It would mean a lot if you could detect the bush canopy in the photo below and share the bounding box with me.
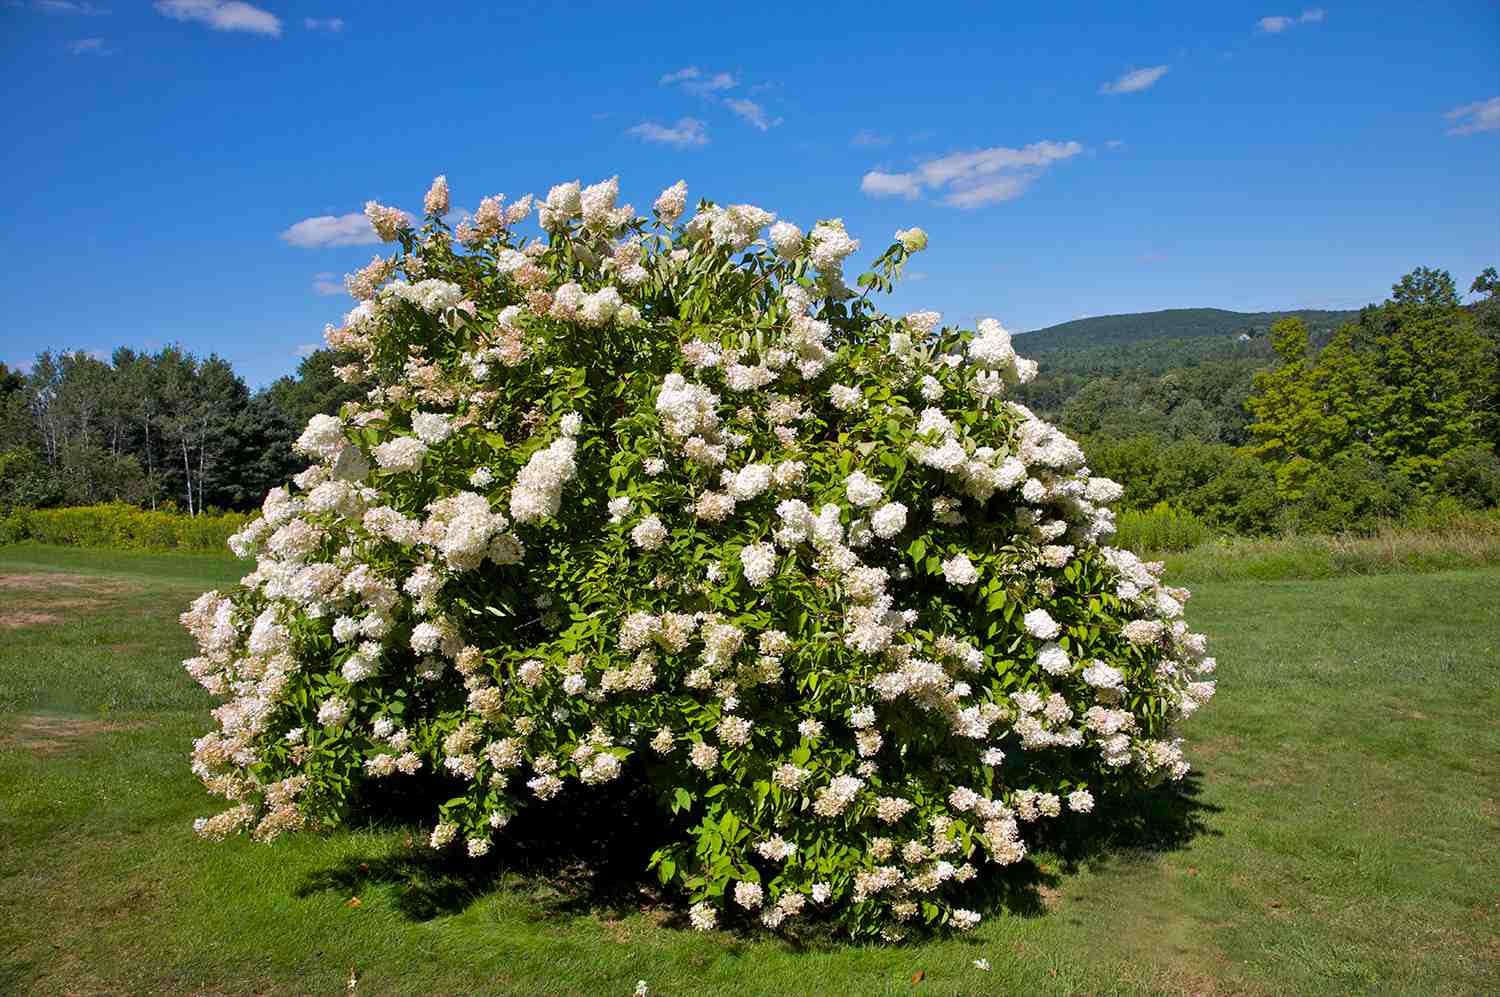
[182,176,1216,940]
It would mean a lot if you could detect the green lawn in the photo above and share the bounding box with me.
[1,544,1496,996]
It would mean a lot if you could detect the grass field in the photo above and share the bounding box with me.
[1,543,1496,995]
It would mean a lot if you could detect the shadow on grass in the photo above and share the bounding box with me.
[295,769,683,922]
[1035,771,1222,875]
[294,765,1220,937]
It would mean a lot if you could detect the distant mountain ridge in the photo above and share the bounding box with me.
[1016,307,1359,353]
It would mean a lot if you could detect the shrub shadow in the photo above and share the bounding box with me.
[295,767,683,922]
[1033,771,1222,876]
[294,765,1220,935]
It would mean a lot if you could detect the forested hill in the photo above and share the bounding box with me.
[1017,307,1359,353]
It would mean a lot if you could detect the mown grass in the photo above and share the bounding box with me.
[1,545,1496,995]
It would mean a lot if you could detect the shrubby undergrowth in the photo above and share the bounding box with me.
[1,503,250,551]
[181,176,1215,940]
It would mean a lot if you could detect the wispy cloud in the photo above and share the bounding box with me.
[659,66,737,96]
[281,212,382,248]
[303,16,344,32]
[861,140,1084,208]
[860,172,923,199]
[311,272,343,295]
[294,343,321,358]
[1099,65,1170,95]
[1444,96,1500,136]
[656,66,777,131]
[725,98,780,131]
[1258,8,1325,33]
[852,129,892,148]
[1104,138,1126,149]
[66,36,116,54]
[628,117,709,148]
[944,176,1033,208]
[154,0,281,37]
[685,72,736,96]
[27,1,111,14]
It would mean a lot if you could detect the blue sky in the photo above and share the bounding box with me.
[2,0,1496,387]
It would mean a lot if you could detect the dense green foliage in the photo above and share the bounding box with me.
[1012,336,1269,444]
[1247,275,1498,502]
[0,347,359,514]
[1014,307,1356,353]
[1004,268,1500,541]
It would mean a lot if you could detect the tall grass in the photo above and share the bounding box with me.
[1150,509,1500,582]
[1112,502,1214,552]
[0,503,247,552]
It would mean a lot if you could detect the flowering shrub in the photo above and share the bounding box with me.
[181,175,1216,940]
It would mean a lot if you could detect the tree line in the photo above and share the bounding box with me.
[1,265,1495,532]
[1060,267,1500,533]
[0,347,359,514]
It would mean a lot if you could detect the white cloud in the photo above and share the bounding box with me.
[682,72,736,96]
[852,129,892,148]
[280,212,380,248]
[312,272,343,295]
[66,36,115,54]
[1445,96,1500,136]
[1105,138,1125,149]
[30,1,110,14]
[660,66,736,95]
[303,16,344,32]
[861,140,1083,209]
[652,67,778,132]
[860,171,922,199]
[914,141,1083,184]
[654,66,779,131]
[295,343,320,358]
[1258,8,1326,33]
[1099,65,1170,95]
[725,98,780,131]
[628,117,709,148]
[943,176,1033,208]
[154,0,281,37]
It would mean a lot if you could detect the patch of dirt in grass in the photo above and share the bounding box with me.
[6,714,129,754]
[0,572,141,629]
[0,572,135,593]
[2,610,64,629]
